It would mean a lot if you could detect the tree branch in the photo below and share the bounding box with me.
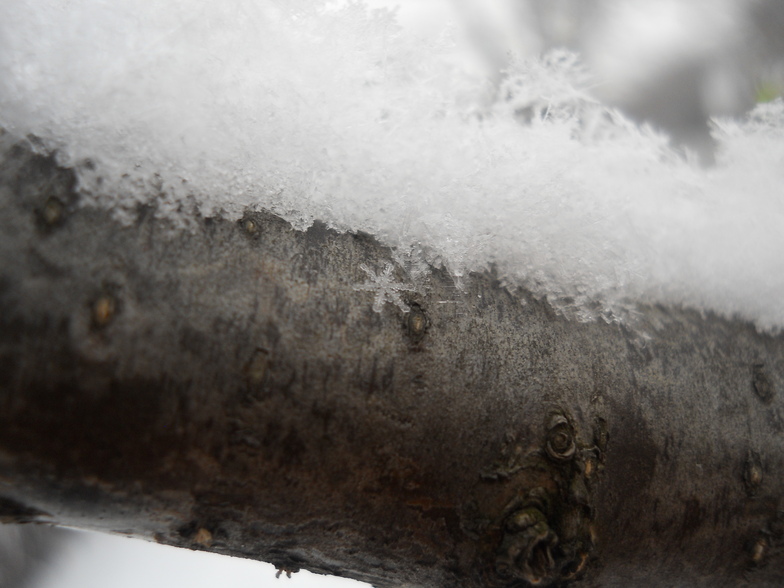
[0,131,782,586]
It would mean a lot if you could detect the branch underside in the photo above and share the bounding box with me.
[0,132,782,587]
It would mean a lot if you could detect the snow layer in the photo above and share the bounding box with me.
[1,0,783,329]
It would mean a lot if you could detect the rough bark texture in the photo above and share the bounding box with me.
[0,130,782,587]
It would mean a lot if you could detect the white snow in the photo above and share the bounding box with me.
[1,0,783,329]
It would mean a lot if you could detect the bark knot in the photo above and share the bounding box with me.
[489,410,605,587]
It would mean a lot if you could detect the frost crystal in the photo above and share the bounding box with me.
[354,263,415,313]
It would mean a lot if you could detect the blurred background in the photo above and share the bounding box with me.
[366,0,784,163]
[1,0,782,586]
[0,526,368,588]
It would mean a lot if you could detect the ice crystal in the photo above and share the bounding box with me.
[354,263,415,313]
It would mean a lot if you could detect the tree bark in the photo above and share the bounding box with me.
[0,130,782,587]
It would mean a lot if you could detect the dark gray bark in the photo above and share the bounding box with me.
[0,129,782,587]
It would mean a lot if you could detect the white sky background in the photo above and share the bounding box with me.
[33,529,368,588]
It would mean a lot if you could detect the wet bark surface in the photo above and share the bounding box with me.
[0,131,782,586]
